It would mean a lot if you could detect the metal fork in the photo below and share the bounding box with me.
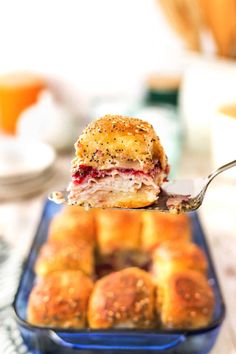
[49,160,236,213]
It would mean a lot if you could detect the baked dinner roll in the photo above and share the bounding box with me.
[157,270,215,329]
[88,267,155,329]
[152,241,207,283]
[96,209,141,255]
[34,239,94,276]
[27,270,93,328]
[68,115,169,208]
[62,205,96,217]
[141,212,191,252]
[48,208,95,244]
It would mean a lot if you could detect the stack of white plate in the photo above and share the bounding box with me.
[0,138,56,200]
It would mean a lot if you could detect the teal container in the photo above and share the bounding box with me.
[132,75,183,178]
[144,75,180,107]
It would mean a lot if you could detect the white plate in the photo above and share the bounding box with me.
[0,138,56,179]
[0,167,56,200]
[0,165,53,185]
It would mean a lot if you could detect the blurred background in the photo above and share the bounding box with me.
[0,0,236,352]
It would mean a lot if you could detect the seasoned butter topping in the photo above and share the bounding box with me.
[74,115,167,172]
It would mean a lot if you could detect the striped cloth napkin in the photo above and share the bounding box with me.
[0,237,30,353]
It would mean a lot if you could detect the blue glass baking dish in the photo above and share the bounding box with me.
[13,200,225,354]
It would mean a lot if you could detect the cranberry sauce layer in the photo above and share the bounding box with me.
[72,163,166,185]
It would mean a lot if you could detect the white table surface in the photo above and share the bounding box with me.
[0,151,235,353]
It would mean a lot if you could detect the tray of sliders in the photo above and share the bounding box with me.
[13,200,225,354]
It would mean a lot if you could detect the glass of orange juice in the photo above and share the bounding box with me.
[0,72,45,134]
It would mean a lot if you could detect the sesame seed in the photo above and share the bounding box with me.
[136,279,144,288]
[115,312,121,319]
[107,292,114,298]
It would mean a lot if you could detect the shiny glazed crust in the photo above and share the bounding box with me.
[34,239,94,276]
[151,241,208,283]
[27,270,93,328]
[141,212,192,252]
[48,209,95,244]
[74,115,167,172]
[157,270,215,329]
[62,205,97,216]
[96,209,142,255]
[88,267,155,329]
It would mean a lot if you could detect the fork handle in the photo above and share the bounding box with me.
[208,160,236,182]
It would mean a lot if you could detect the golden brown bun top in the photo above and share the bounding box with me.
[88,267,155,328]
[97,209,142,226]
[142,212,191,238]
[141,212,191,251]
[29,270,93,305]
[62,205,95,215]
[166,270,215,311]
[145,212,190,225]
[152,241,207,269]
[74,115,167,172]
[48,209,95,244]
[28,270,93,328]
[91,267,154,306]
[35,238,93,262]
[34,238,94,276]
[158,269,215,329]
